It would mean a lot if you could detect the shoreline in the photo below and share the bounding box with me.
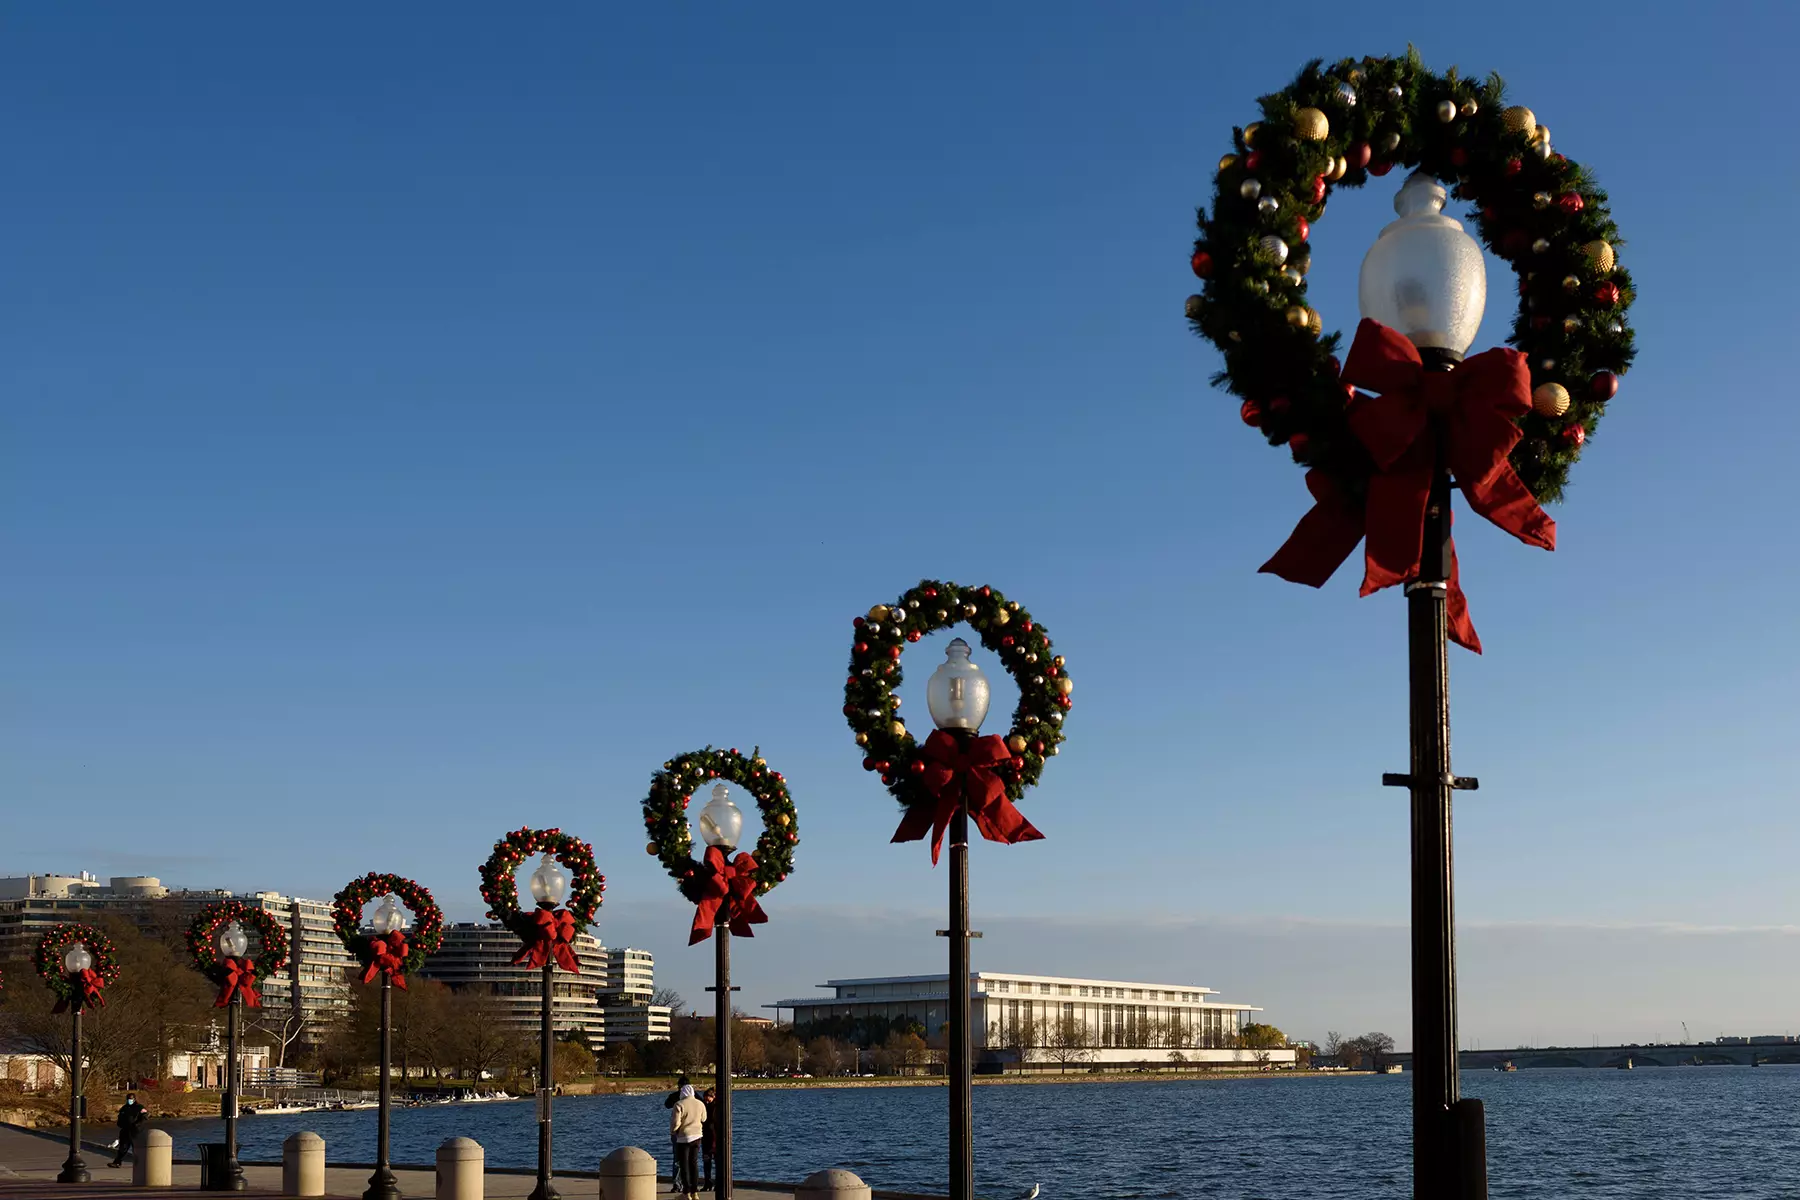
[605,1067,1372,1095]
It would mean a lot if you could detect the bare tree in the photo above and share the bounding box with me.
[1043,1016,1097,1073]
[445,991,527,1083]
[650,988,685,1014]
[1358,1031,1396,1072]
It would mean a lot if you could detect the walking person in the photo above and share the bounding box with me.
[663,1074,691,1192]
[699,1086,718,1191]
[108,1091,148,1167]
[669,1084,706,1200]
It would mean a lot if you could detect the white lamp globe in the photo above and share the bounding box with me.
[926,638,991,732]
[697,783,744,852]
[63,942,93,974]
[370,895,408,935]
[217,921,250,959]
[1358,171,1488,357]
[528,853,569,907]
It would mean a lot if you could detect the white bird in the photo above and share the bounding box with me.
[1018,1187,1039,1200]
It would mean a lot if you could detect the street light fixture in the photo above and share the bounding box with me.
[215,922,250,1191]
[365,897,408,1200]
[56,942,94,1185]
[1359,168,1491,1193]
[697,783,743,1200]
[527,854,569,1200]
[928,637,990,1200]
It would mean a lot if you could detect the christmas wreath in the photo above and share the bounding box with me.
[478,829,604,972]
[1186,50,1635,508]
[34,923,119,1012]
[185,900,290,1008]
[641,746,796,944]
[331,874,444,987]
[845,580,1069,862]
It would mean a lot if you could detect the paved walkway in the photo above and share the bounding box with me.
[0,1125,826,1200]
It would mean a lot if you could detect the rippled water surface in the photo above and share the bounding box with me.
[167,1066,1800,1198]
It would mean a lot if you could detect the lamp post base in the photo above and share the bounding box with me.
[526,1183,561,1200]
[363,1166,401,1200]
[56,1156,90,1184]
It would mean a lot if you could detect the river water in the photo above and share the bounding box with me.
[167,1066,1800,1198]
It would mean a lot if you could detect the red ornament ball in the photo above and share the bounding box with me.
[1558,192,1586,214]
[1293,216,1310,242]
[1504,157,1523,176]
[1240,399,1262,426]
[1563,424,1587,447]
[1245,150,1264,171]
[1190,250,1214,278]
[854,641,868,654]
[1348,141,1372,168]
[862,757,877,771]
[909,760,925,775]
[1590,371,1619,400]
[1369,160,1394,177]
[906,630,922,643]
[853,616,865,627]
[1309,175,1326,204]
[1593,282,1621,306]
[887,645,902,659]
[1289,432,1312,458]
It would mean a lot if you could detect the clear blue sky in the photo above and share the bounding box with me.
[6,4,1797,1048]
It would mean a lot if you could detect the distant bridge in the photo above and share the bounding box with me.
[1383,1043,1800,1070]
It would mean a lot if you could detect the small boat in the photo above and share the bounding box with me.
[1497,1061,1516,1072]
[1378,1064,1403,1074]
[1617,1058,1633,1070]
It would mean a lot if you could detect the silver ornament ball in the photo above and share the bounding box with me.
[1240,178,1263,201]
[1336,82,1357,107]
[1436,99,1457,123]
[1259,234,1289,263]
[1257,195,1279,216]
[1388,84,1403,100]
[1282,267,1303,284]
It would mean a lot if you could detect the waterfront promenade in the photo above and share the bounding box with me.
[0,1125,847,1200]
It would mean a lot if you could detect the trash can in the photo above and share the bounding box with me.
[198,1143,230,1189]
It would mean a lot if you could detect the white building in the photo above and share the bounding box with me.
[771,971,1297,1068]
[244,891,361,1053]
[418,923,670,1048]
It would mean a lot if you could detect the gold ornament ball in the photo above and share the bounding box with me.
[890,720,907,738]
[1293,107,1329,140]
[1243,121,1263,146]
[1052,655,1065,668]
[1459,98,1479,118]
[1561,274,1582,292]
[1584,240,1616,274]
[1436,99,1457,123]
[1007,734,1028,753]
[1219,153,1239,172]
[855,732,869,745]
[1532,191,1552,210]
[1285,305,1311,328]
[1307,309,1323,335]
[1185,294,1203,320]
[993,608,1010,626]
[1057,677,1075,696]
[776,813,790,827]
[1532,382,1571,417]
[1561,315,1582,333]
[1501,106,1537,138]
[646,842,658,856]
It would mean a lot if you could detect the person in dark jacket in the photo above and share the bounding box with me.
[699,1086,718,1191]
[109,1092,149,1167]
[662,1075,691,1192]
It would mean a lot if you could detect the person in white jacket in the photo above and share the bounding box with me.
[669,1084,706,1199]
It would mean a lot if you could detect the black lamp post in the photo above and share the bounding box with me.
[925,638,990,1200]
[55,942,93,1185]
[1360,171,1492,1200]
[215,922,250,1191]
[525,855,570,1200]
[364,896,407,1200]
[697,784,746,1200]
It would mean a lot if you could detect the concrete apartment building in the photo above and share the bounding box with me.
[418,923,670,1048]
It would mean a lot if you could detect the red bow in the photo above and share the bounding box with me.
[893,730,1045,865]
[688,846,770,945]
[512,908,580,973]
[54,968,107,1013]
[360,932,411,989]
[215,957,262,1008]
[1261,319,1556,653]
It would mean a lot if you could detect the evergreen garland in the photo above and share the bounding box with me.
[477,828,605,938]
[641,746,799,899]
[33,922,119,1006]
[185,899,290,984]
[1187,49,1636,504]
[330,873,445,976]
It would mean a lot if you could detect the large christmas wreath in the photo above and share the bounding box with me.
[185,900,290,1007]
[479,829,604,971]
[845,580,1069,860]
[1186,49,1635,506]
[34,923,119,1011]
[331,874,444,986]
[642,746,796,943]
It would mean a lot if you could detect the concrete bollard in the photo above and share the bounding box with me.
[795,1169,873,1200]
[436,1137,484,1200]
[597,1146,657,1200]
[282,1132,326,1198]
[132,1128,172,1187]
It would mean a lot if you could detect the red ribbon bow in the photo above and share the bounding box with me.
[215,956,262,1008]
[54,968,107,1013]
[688,845,770,946]
[360,932,411,989]
[513,908,580,973]
[1260,318,1557,654]
[892,729,1045,865]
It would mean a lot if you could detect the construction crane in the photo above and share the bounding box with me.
[1682,1021,1691,1044]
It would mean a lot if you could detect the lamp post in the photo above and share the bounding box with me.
[365,896,407,1200]
[526,854,569,1200]
[925,637,991,1200]
[56,942,93,1185]
[697,783,745,1200]
[1358,170,1490,1199]
[215,921,250,1191]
